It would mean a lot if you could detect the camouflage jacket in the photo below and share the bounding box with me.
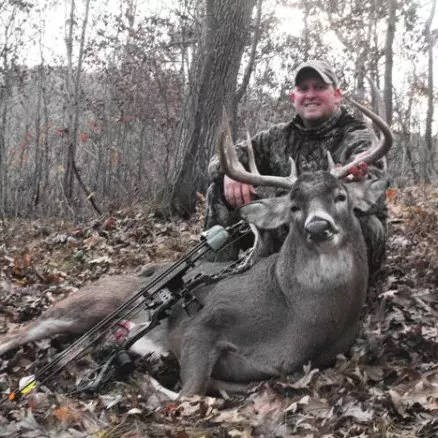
[208,107,387,217]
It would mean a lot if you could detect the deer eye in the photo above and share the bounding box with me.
[335,193,347,203]
[291,205,301,213]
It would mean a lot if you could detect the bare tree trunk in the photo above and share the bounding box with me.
[355,54,366,100]
[424,0,436,182]
[63,0,76,201]
[0,96,7,217]
[403,89,418,181]
[63,0,91,206]
[33,67,43,208]
[303,0,311,61]
[384,0,396,126]
[370,2,381,90]
[326,5,367,99]
[393,88,419,181]
[171,0,257,217]
[231,0,263,138]
[41,68,50,208]
[0,130,6,218]
[0,15,14,217]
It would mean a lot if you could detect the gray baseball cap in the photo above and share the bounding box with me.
[294,60,338,87]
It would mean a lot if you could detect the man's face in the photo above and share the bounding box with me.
[291,72,342,127]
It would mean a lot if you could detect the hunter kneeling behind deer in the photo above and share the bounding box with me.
[205,60,388,277]
[0,60,392,396]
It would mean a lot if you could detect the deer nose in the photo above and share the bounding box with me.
[305,218,334,242]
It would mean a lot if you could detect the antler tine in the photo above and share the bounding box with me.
[365,76,386,123]
[219,107,297,190]
[326,151,336,171]
[288,156,297,179]
[330,98,393,179]
[245,130,260,175]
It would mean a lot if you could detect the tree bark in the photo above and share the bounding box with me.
[231,0,263,138]
[33,67,43,208]
[383,0,397,126]
[326,4,367,98]
[171,0,257,217]
[424,0,436,182]
[63,0,91,205]
[303,0,311,61]
[0,13,15,217]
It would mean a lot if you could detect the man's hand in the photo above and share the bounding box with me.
[336,162,369,181]
[346,162,369,181]
[224,175,256,207]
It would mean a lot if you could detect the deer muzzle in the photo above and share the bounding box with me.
[305,214,339,242]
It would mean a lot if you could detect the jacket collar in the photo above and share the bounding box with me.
[291,107,347,136]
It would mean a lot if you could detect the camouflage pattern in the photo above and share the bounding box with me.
[204,107,388,274]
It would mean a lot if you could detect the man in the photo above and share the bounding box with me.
[204,60,387,274]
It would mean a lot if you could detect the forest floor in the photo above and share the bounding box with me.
[0,185,437,437]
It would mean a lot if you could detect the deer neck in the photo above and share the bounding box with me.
[275,228,362,297]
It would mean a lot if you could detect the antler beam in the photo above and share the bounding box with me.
[219,107,297,190]
[330,98,393,178]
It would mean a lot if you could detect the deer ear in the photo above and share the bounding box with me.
[346,179,389,214]
[240,195,291,229]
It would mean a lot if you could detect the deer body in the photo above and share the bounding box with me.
[167,172,370,395]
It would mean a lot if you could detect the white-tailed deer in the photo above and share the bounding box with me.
[0,101,392,396]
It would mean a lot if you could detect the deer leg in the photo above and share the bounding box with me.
[178,328,221,396]
[0,275,146,357]
[0,318,77,356]
[178,319,241,396]
[312,324,360,369]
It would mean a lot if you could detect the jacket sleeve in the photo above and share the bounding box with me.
[334,124,387,180]
[207,122,289,182]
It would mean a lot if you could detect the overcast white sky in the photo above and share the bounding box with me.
[21,0,177,65]
[23,0,436,68]
[2,0,434,133]
[24,1,306,65]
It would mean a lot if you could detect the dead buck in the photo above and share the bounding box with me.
[0,102,392,396]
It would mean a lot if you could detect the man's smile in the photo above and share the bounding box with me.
[305,102,321,107]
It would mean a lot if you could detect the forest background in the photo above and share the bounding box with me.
[0,0,437,220]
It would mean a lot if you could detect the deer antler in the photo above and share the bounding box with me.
[219,107,297,189]
[219,100,392,187]
[329,98,393,178]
